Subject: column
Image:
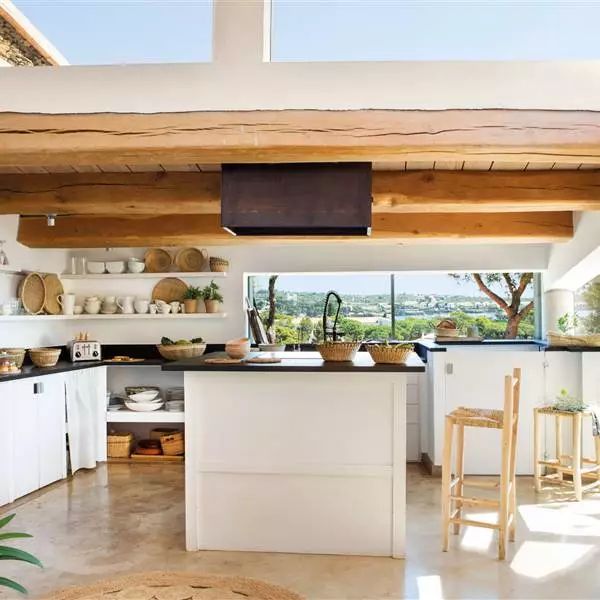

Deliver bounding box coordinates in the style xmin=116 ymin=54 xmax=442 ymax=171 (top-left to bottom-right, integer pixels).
xmin=543 ymin=289 xmax=575 ymax=337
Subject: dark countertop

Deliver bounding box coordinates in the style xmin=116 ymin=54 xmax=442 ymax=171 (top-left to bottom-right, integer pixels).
xmin=162 ymin=351 xmax=426 ymax=373
xmin=0 ymin=360 xmax=102 ymax=383
xmin=415 ymin=339 xmax=546 ymax=353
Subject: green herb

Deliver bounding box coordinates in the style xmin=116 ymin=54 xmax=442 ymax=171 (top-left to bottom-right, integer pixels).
xmin=201 ymin=280 xmax=224 ymax=303
xmin=183 ymin=286 xmax=202 ymax=300
xmin=557 ymin=313 xmax=580 ymax=334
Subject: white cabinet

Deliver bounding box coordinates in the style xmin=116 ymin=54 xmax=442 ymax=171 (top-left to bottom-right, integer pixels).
xmin=0 ymin=382 xmax=14 ymax=506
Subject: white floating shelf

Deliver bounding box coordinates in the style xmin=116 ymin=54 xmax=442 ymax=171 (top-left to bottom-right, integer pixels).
xmin=0 ymin=313 xmax=226 ymax=322
xmin=61 ymin=272 xmax=227 ymax=280
xmin=106 ymin=410 xmax=184 ymax=423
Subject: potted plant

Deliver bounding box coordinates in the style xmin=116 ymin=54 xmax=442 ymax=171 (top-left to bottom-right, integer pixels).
xmin=183 ymin=286 xmax=202 ymax=314
xmin=202 ymin=280 xmax=223 ymax=313
xmin=0 ymin=513 xmax=42 ymax=594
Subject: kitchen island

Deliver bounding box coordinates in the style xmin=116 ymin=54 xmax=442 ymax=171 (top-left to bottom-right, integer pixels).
xmin=164 ymin=351 xmax=425 ymax=558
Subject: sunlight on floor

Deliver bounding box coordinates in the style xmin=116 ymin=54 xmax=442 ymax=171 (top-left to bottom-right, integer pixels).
xmin=416 ymin=575 xmax=444 ymax=600
xmin=510 ymin=541 xmax=594 ymax=579
xmin=519 ymin=503 xmax=600 ymax=537
xmin=459 ymin=512 xmax=495 ymax=552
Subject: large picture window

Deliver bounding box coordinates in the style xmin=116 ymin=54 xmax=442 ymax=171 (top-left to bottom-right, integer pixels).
xmin=247 ymin=272 xmax=537 ymax=345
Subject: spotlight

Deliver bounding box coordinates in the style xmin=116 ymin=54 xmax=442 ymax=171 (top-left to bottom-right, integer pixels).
xmin=47 ymin=214 xmax=56 ymax=227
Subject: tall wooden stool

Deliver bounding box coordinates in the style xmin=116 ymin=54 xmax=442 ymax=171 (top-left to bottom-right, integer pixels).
xmin=441 ymin=368 xmax=521 ymax=560
xmin=533 ymin=407 xmax=600 ymax=501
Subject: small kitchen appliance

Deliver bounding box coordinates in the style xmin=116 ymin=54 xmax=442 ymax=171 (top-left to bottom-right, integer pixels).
xmin=68 ymin=332 xmax=102 ymax=362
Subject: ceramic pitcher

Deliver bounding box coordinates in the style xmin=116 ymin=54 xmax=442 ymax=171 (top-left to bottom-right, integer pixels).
xmin=134 ymin=299 xmax=149 ymax=314
xmin=57 ymin=293 xmax=76 ymax=315
xmin=117 ymin=295 xmax=135 ymax=314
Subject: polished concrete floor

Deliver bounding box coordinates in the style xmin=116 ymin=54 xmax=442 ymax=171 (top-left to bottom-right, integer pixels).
xmin=2 ymin=464 xmax=600 ymax=599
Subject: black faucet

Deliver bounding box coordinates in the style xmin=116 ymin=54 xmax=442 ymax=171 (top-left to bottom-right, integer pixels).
xmin=323 ymin=291 xmax=343 ymax=342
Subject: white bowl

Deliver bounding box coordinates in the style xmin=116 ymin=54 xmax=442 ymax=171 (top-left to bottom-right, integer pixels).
xmin=127 ymin=260 xmax=145 ymax=274
xmin=125 ymin=401 xmax=164 ymax=412
xmin=128 ymin=390 xmax=160 ymax=402
xmin=73 ymin=305 xmax=83 ymax=315
xmin=86 ymin=261 xmax=105 ymax=274
xmin=106 ymin=261 xmax=126 ymax=274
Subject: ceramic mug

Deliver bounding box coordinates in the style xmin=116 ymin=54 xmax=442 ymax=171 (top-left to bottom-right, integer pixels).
xmin=148 ymin=303 xmax=158 ymax=315
xmin=117 ymin=295 xmax=135 ymax=314
xmin=156 ymin=300 xmax=171 ymax=315
xmin=134 ymin=299 xmax=149 ymax=314
xmin=57 ymin=293 xmax=76 ymax=315
xmin=169 ymin=301 xmax=181 ymax=314
xmin=84 ymin=300 xmax=101 ymax=314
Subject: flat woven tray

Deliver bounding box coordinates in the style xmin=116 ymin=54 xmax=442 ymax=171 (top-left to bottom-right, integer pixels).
xmin=245 ymin=357 xmax=282 ymax=364
xmin=204 ymin=357 xmax=242 ymax=364
xmin=43 ymin=274 xmax=64 ymax=315
xmin=144 ymin=248 xmax=172 ymax=273
xmin=152 ymin=277 xmax=187 ymax=303
xmin=175 ymin=247 xmax=208 ymax=272
xmin=19 ymin=272 xmax=46 ymax=315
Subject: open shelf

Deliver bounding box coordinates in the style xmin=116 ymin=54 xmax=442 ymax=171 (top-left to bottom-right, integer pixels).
xmin=0 ymin=313 xmax=226 ymax=322
xmin=106 ymin=410 xmax=184 ymax=423
xmin=61 ymin=272 xmax=227 ymax=280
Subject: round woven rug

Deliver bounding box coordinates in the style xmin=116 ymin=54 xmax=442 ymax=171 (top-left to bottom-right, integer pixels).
xmin=39 ymin=572 xmax=304 ymax=600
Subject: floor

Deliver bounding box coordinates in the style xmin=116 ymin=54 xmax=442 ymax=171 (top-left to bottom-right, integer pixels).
xmin=2 ymin=464 xmax=600 ymax=599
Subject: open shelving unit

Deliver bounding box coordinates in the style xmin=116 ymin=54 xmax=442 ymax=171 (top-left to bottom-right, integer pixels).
xmin=0 ymin=313 xmax=226 ymax=322
xmin=61 ymin=272 xmax=227 ymax=280
xmin=107 ymin=410 xmax=184 ymax=423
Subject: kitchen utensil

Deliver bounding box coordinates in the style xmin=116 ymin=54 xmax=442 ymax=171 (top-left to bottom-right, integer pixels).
xmin=144 ymin=248 xmax=172 ymax=273
xmin=127 ymin=258 xmax=145 ymax=273
xmin=117 ymin=295 xmax=135 ymax=314
xmin=57 ymin=292 xmax=76 ymax=315
xmin=166 ymin=400 xmax=185 ymax=412
xmin=175 ymin=247 xmax=208 ymax=272
xmin=106 ymin=260 xmax=126 ymax=274
xmin=134 ymin=299 xmax=149 ymax=314
xmin=86 ymin=261 xmax=105 ymax=274
xmin=157 ymin=342 xmax=206 ymax=361
xmin=128 ymin=390 xmax=160 ymax=402
xmin=29 ymin=347 xmax=61 ymax=367
xmin=316 ymin=341 xmax=361 ymax=362
xmin=169 ymin=301 xmax=181 ymax=314
xmin=42 ymin=274 xmax=64 ymax=315
xmin=209 ymin=256 xmax=229 ymax=272
xmin=152 ymin=277 xmax=187 ymax=304
xmin=18 ymin=272 xmax=46 ymax=315
xmin=125 ymin=400 xmax=165 ymax=412
xmin=225 ymin=338 xmax=251 ymax=359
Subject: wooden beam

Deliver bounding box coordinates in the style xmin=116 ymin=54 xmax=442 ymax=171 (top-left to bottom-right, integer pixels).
xmin=2 ymin=110 xmax=600 ymax=167
xmin=2 ymin=170 xmax=600 ymax=215
xmin=0 ymin=172 xmax=220 ymax=215
xmin=17 ymin=212 xmax=573 ymax=248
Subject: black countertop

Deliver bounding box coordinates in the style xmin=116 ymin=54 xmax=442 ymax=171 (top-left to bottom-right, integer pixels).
xmin=0 ymin=360 xmax=102 ymax=383
xmin=163 ymin=351 xmax=426 ymax=373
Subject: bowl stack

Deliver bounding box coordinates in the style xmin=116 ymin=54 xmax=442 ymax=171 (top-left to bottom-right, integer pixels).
xmin=124 ymin=388 xmax=164 ymax=412
xmin=165 ymin=387 xmax=184 ymax=412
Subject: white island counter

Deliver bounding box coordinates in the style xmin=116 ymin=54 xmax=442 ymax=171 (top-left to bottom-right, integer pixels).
xmin=164 ymin=351 xmax=425 ymax=558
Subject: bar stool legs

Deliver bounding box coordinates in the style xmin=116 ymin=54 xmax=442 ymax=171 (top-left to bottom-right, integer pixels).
xmin=441 ymin=415 xmax=454 ymax=553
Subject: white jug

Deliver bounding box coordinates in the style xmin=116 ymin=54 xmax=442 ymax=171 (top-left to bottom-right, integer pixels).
xmin=134 ymin=299 xmax=149 ymax=314
xmin=57 ymin=293 xmax=76 ymax=315
xmin=117 ymin=295 xmax=135 ymax=314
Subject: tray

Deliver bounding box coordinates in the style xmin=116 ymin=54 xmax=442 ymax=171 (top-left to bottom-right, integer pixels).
xmin=152 ymin=277 xmax=187 ymax=303
xmin=43 ymin=274 xmax=64 ymax=315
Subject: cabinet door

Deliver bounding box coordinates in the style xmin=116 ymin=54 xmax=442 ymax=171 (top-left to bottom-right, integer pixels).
xmin=0 ymin=382 xmax=14 ymax=506
xmin=38 ymin=374 xmax=67 ymax=489
xmin=11 ymin=379 xmax=39 ymax=499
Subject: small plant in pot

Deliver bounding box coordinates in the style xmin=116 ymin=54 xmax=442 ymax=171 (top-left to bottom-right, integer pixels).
xmin=202 ymin=280 xmax=223 ymax=313
xmin=183 ymin=286 xmax=202 ymax=314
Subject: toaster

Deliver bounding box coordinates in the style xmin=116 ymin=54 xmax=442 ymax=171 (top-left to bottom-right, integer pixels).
xmin=68 ymin=340 xmax=102 ymax=362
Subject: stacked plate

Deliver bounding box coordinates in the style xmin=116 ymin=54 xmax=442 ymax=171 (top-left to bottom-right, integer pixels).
xmin=125 ymin=389 xmax=165 ymax=412
xmin=165 ymin=387 xmax=184 ymax=412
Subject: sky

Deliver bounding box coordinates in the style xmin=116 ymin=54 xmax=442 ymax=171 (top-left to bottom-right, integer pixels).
xmin=13 ymin=0 xmax=600 ymax=65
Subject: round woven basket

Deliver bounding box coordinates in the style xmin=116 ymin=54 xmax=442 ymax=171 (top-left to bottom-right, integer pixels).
xmin=19 ymin=272 xmax=46 ymax=315
xmin=144 ymin=248 xmax=172 ymax=273
xmin=316 ymin=341 xmax=361 ymax=362
xmin=157 ymin=343 xmax=207 ymax=361
xmin=209 ymin=256 xmax=229 ymax=272
xmin=29 ymin=347 xmax=61 ymax=367
xmin=175 ymin=247 xmax=208 ymax=272
xmin=160 ymin=431 xmax=184 ymax=455
xmin=0 ymin=348 xmax=26 ymax=368
xmin=367 ymin=344 xmax=414 ymax=365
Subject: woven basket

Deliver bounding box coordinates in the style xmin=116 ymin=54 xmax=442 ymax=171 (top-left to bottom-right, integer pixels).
xmin=107 ymin=432 xmax=133 ymax=458
xmin=547 ymin=331 xmax=600 ymax=347
xmin=0 ymin=348 xmax=26 ymax=368
xmin=209 ymin=256 xmax=229 ymax=272
xmin=157 ymin=343 xmax=207 ymax=361
xmin=367 ymin=345 xmax=413 ymax=365
xmin=316 ymin=342 xmax=361 ymax=362
xmin=29 ymin=347 xmax=61 ymax=367
xmin=160 ymin=431 xmax=184 ymax=456
xmin=150 ymin=428 xmax=179 ymax=441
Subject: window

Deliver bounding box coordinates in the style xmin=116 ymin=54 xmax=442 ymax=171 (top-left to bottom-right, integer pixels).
xmin=247 ymin=271 xmax=537 ymax=344
xmin=271 ymin=0 xmax=600 ymax=62
xmin=10 ymin=0 xmax=212 ymax=65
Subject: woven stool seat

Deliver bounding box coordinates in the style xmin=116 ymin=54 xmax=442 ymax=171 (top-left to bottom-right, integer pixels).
xmin=449 ymin=407 xmax=504 ymax=429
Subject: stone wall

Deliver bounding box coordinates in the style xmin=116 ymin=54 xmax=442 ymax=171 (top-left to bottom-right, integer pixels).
xmin=0 ymin=14 xmax=51 ymax=66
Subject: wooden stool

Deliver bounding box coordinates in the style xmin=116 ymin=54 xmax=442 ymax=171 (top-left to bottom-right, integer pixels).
xmin=533 ymin=407 xmax=600 ymax=501
xmin=441 ymin=368 xmax=521 ymax=560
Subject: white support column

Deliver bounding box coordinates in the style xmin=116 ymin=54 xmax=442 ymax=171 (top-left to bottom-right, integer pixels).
xmin=543 ymin=289 xmax=575 ymax=336
xmin=213 ymin=0 xmax=271 ymax=64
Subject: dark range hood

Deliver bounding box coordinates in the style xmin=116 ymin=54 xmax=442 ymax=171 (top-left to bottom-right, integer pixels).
xmin=221 ymin=163 xmax=372 ymax=236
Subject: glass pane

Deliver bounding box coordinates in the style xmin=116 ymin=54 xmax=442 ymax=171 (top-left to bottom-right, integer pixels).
xmin=10 ymin=0 xmax=212 ymax=65
xmin=271 ymin=0 xmax=600 ymax=61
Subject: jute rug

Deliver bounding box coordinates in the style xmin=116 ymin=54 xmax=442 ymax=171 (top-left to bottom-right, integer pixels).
xmin=39 ymin=572 xmax=304 ymax=600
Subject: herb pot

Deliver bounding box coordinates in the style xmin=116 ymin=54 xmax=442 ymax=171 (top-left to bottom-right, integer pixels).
xmin=204 ymin=299 xmax=220 ymax=313
xmin=184 ymin=298 xmax=198 ymax=314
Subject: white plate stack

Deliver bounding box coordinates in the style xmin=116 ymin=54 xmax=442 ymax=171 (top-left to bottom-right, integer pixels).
xmin=166 ymin=387 xmax=184 ymax=412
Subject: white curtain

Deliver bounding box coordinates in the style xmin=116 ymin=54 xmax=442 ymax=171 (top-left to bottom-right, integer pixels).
xmin=65 ymin=366 xmax=107 ymax=472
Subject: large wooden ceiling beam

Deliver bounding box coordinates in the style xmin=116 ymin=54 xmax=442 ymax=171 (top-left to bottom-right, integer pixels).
xmin=17 ymin=212 xmax=573 ymax=248
xmin=2 ymin=170 xmax=600 ymax=215
xmin=2 ymin=109 xmax=600 ymax=166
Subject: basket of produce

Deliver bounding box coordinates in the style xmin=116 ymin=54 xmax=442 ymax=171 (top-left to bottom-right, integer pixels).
xmin=0 ymin=348 xmax=26 ymax=368
xmin=107 ymin=431 xmax=133 ymax=458
xmin=157 ymin=337 xmax=206 ymax=361
xmin=316 ymin=341 xmax=361 ymax=362
xmin=29 ymin=347 xmax=61 ymax=367
xmin=434 ymin=319 xmax=459 ymax=339
xmin=367 ymin=343 xmax=414 ymax=365
xmin=209 ymin=256 xmax=229 ymax=272
xmin=159 ymin=431 xmax=184 ymax=456
xmin=547 ymin=331 xmax=600 ymax=347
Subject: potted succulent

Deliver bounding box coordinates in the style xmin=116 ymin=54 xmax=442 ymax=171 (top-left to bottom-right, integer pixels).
xmin=0 ymin=513 xmax=42 ymax=594
xmin=202 ymin=280 xmax=223 ymax=313
xmin=183 ymin=285 xmax=202 ymax=314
